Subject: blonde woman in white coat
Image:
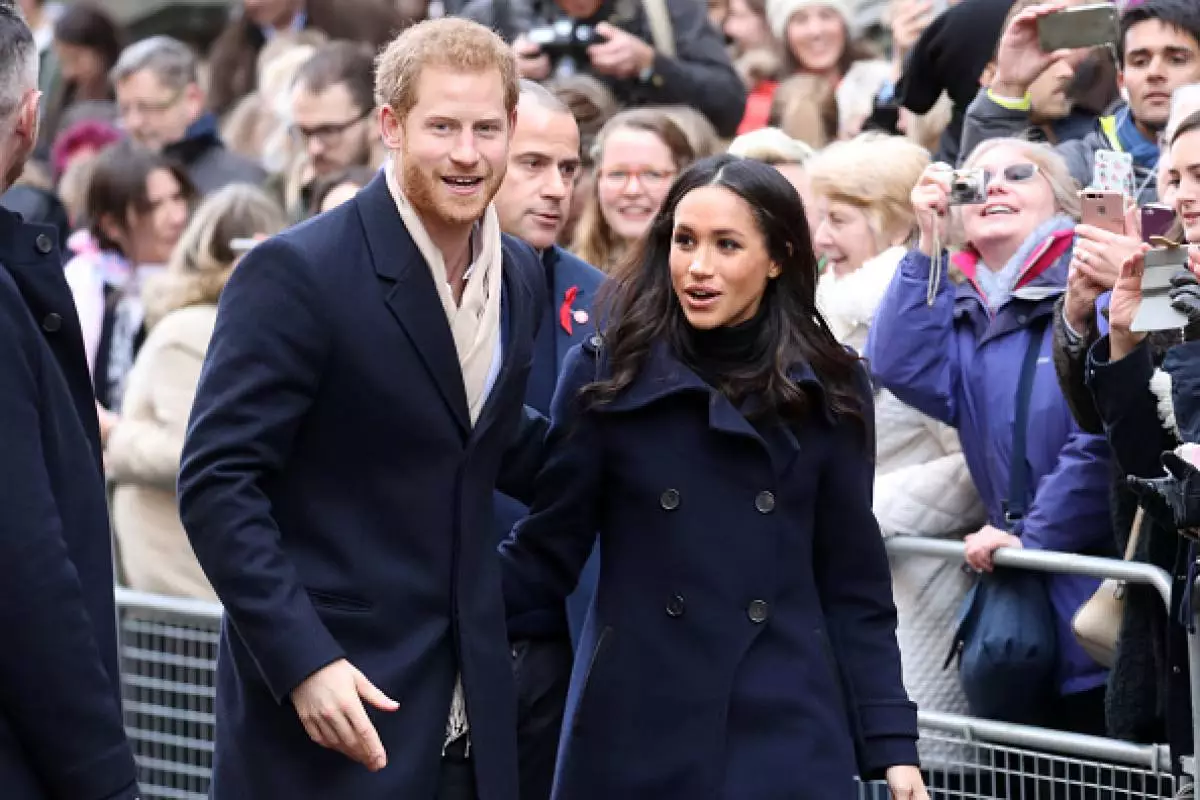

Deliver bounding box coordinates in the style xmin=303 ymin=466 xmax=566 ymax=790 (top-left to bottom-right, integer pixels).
xmin=107 ymin=184 xmax=287 ymax=600
xmin=808 ymin=134 xmax=986 ymax=763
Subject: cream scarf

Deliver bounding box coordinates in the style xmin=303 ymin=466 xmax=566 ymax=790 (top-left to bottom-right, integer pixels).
xmin=385 ymin=158 xmax=503 ymax=426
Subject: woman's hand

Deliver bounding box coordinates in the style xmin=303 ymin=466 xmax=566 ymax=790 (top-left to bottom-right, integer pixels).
xmin=964 ymin=523 xmax=1022 ymax=572
xmin=912 ymin=163 xmax=953 ymax=257
xmin=886 ymin=765 xmax=930 ymax=800
xmin=1072 ymin=224 xmax=1139 ymax=291
xmin=1064 ymin=259 xmax=1107 ymax=334
xmin=1108 ymin=247 xmax=1152 ymax=361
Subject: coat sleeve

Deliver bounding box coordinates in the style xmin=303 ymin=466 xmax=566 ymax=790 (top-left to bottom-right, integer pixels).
xmin=0 ymin=283 xmax=138 ymax=799
xmin=106 ymin=331 xmax=203 ymax=490
xmin=814 ymin=372 xmax=919 ymax=778
xmin=630 ymin=0 xmax=748 ymax=137
xmin=864 ymin=248 xmax=960 ymax=427
xmin=1163 ymin=340 xmax=1200 ymax=444
xmin=1018 ymin=413 xmax=1114 ymax=555
xmin=1052 ymin=294 xmax=1106 ymax=435
xmin=500 ymin=346 xmax=603 ymax=636
xmin=496 ymin=404 xmax=549 ymax=505
xmin=178 ymin=239 xmax=346 ymax=704
xmin=1086 ymin=336 xmax=1174 ymax=480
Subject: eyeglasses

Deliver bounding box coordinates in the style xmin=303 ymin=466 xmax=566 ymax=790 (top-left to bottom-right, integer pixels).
xmin=118 ymin=87 xmax=186 ymax=120
xmin=599 ymin=168 xmax=676 ymax=190
xmin=981 ymin=163 xmax=1041 ymax=188
xmin=289 ymin=109 xmax=372 ymax=148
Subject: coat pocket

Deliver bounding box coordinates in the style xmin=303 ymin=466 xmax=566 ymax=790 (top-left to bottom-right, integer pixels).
xmin=306 ymin=589 xmax=374 ymax=613
xmin=571 ymin=625 xmax=613 ymax=734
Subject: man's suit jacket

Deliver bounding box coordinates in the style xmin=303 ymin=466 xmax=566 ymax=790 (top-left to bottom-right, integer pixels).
xmin=178 ymin=173 xmax=545 ymax=800
xmin=0 ymin=208 xmax=138 ymax=800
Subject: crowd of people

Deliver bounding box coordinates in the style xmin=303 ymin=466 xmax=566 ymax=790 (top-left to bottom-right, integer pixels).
xmin=4 ymin=0 xmax=1200 ymax=797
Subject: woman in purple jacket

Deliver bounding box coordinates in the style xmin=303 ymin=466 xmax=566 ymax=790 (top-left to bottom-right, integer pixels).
xmin=866 ymin=137 xmax=1114 ymax=734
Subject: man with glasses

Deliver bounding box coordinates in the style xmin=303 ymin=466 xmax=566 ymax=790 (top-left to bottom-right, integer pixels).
xmin=286 ymin=40 xmax=377 ymax=220
xmin=111 ymin=36 xmax=266 ymax=196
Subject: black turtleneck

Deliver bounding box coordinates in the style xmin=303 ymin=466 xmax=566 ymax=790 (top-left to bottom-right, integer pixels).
xmin=678 ymin=304 xmax=771 ymax=394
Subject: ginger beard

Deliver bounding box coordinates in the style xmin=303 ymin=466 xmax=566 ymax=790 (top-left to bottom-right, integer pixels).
xmin=400 ymin=136 xmax=507 ymax=227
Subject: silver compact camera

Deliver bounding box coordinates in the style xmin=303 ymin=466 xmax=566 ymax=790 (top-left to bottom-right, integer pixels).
xmin=949 ymin=169 xmax=988 ymax=206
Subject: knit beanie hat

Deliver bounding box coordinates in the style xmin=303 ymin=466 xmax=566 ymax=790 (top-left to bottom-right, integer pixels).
xmin=766 ymin=0 xmax=856 ymax=43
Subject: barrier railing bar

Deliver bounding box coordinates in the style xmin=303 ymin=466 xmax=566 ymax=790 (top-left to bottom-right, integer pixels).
xmin=919 ymin=710 xmax=1171 ymax=772
xmin=886 ymin=536 xmax=1174 ymax=611
xmin=115 ymin=587 xmax=224 ymax=621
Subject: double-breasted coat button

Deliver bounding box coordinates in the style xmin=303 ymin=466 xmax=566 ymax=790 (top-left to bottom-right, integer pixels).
xmin=34 ymin=233 xmax=52 ymax=254
xmin=660 ymin=488 xmax=680 ymax=510
xmin=41 ymin=312 xmax=61 ymax=333
xmin=755 ymin=491 xmax=776 ymax=514
xmin=666 ymin=594 xmax=685 ymax=617
xmin=747 ymin=600 xmax=770 ymax=623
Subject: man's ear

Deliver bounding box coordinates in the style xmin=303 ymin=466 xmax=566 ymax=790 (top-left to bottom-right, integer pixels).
xmin=15 ymin=90 xmax=40 ymax=146
xmin=379 ymin=104 xmax=404 ymax=151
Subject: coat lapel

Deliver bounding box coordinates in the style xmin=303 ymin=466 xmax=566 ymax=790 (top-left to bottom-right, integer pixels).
xmin=356 ymin=174 xmax=471 ymax=437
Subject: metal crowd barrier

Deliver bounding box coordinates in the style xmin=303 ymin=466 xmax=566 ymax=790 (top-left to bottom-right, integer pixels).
xmin=114 ymin=537 xmax=1198 ymax=799
xmin=854 ymin=536 xmax=1196 ymax=799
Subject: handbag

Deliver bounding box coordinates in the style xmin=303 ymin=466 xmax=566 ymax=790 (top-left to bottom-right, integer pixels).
xmin=1072 ymin=507 xmax=1144 ymax=669
xmin=944 ymin=316 xmax=1058 ymax=724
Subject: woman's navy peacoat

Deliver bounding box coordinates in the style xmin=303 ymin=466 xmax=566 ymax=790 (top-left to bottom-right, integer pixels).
xmin=500 ymin=337 xmax=918 ymax=800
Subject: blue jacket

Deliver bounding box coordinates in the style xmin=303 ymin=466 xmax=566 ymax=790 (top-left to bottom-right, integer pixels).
xmin=495 ymin=245 xmax=606 ymax=644
xmin=866 ymin=222 xmax=1113 ymax=696
xmin=0 ymin=209 xmax=138 ymax=799
xmin=501 ymin=339 xmax=918 ymax=799
xmin=178 ymin=174 xmax=546 ymax=800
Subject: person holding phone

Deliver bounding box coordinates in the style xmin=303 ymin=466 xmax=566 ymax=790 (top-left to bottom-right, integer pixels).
xmin=964 ymin=0 xmax=1200 ymax=205
xmin=1079 ymin=111 xmax=1200 ymax=761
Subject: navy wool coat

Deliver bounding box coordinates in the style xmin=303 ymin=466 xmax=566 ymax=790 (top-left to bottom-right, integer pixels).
xmin=0 ymin=208 xmax=138 ymax=799
xmin=501 ymin=338 xmax=919 ymax=800
xmin=178 ymin=174 xmax=546 ymax=800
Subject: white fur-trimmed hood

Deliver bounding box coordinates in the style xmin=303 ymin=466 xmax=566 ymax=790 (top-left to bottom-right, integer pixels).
xmin=816 ymin=245 xmax=907 ymax=352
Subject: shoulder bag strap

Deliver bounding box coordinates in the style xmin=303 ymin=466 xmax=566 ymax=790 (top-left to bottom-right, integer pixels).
xmin=1005 ymin=315 xmax=1049 ymax=529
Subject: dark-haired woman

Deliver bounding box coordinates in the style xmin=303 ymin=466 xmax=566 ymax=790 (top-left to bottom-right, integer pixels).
xmin=501 ymin=154 xmax=927 ymax=800
xmin=40 ymin=3 xmax=124 ymax=155
xmin=63 ymin=142 xmax=193 ymax=438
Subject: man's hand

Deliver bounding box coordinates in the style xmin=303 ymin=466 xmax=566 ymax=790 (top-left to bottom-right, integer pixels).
xmin=964 ymin=524 xmax=1022 ymax=573
xmin=290 ymin=659 xmax=399 ymax=771
xmin=514 ymin=36 xmax=551 ymax=80
xmin=587 ymin=23 xmax=655 ymax=80
xmin=887 ymin=765 xmax=931 ymax=800
xmin=990 ymin=2 xmax=1076 ymax=98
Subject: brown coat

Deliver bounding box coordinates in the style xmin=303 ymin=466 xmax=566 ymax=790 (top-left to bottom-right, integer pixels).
xmin=207 ymin=0 xmax=417 ymax=116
